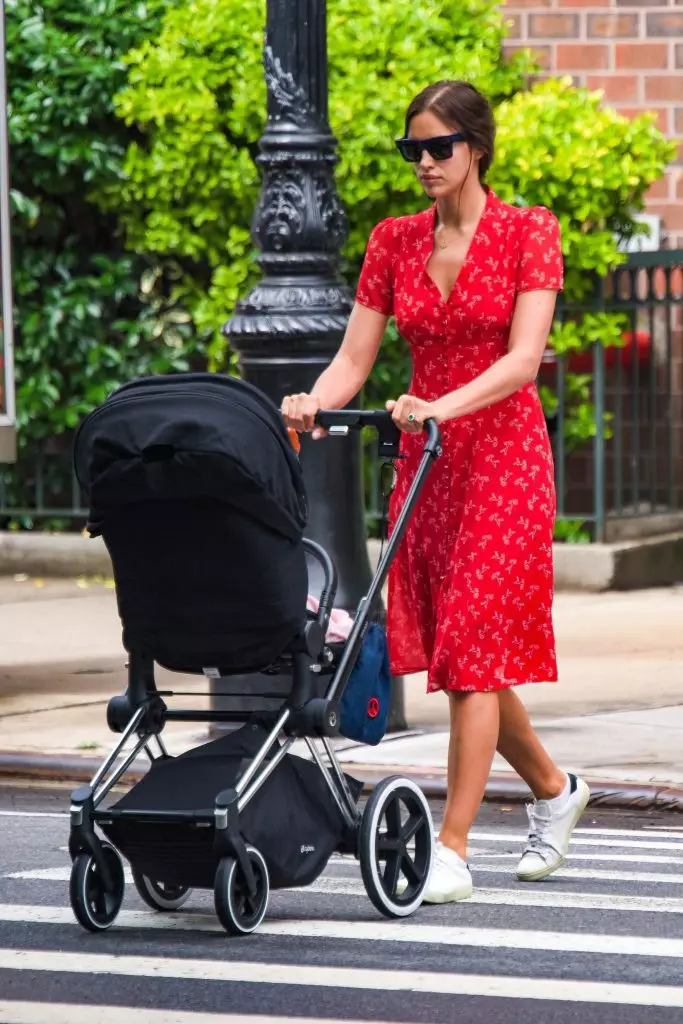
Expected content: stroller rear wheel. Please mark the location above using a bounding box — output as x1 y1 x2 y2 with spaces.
214 845 269 936
69 842 125 932
359 775 434 918
131 866 191 912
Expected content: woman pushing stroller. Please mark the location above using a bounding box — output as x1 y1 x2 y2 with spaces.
281 79 589 905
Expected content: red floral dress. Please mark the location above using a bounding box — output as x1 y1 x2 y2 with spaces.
356 188 563 694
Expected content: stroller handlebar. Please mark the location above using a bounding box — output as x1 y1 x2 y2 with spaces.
315 409 441 459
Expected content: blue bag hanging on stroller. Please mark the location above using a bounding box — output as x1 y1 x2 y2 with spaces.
339 622 391 746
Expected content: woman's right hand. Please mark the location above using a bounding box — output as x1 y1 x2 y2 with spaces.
280 393 324 438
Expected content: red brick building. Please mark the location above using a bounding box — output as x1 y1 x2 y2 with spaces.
502 1 683 247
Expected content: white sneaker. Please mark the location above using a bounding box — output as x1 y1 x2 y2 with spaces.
516 773 590 882
421 841 473 904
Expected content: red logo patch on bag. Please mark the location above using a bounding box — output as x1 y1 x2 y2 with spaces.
367 697 380 719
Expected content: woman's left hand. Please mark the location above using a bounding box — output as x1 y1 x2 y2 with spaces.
386 395 442 433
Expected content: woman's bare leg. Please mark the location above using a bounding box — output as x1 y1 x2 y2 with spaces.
496 688 566 799
439 691 500 860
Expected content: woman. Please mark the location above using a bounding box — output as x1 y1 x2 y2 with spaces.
281 80 589 904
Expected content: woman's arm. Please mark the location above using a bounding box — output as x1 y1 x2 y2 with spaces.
431 289 558 423
311 303 389 407
281 302 389 434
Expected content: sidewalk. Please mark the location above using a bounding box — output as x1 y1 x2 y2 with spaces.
1 575 683 802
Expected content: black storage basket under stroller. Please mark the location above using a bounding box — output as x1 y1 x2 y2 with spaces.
66 371 442 935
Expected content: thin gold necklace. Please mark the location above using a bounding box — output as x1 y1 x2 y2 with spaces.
435 223 450 250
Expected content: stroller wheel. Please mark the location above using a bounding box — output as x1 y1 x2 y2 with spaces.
69 842 125 932
214 845 269 936
359 775 434 918
131 866 191 912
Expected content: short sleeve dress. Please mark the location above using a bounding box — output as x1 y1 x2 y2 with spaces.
355 188 563 694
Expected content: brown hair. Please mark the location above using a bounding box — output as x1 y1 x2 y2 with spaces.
404 80 495 181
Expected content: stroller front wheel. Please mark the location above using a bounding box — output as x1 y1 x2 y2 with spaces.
69 842 125 932
214 846 269 936
359 775 434 918
131 866 191 912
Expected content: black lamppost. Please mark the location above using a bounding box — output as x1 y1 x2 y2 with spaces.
221 0 406 729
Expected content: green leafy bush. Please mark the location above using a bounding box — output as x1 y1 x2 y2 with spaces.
97 0 536 368
7 0 193 446
490 79 674 463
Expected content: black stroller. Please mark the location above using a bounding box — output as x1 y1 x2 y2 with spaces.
67 372 442 935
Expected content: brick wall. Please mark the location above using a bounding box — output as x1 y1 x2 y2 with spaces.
502 0 683 247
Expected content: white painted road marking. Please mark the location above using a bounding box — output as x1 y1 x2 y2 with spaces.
2 903 683 954
7 871 683 913
0 1006 400 1024
2 948 683 1006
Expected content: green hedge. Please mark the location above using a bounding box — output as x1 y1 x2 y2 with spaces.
7 0 194 446
95 0 536 377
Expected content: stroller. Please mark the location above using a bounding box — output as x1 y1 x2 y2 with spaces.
67 372 442 935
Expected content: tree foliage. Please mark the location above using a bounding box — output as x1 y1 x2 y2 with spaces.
7 0 193 444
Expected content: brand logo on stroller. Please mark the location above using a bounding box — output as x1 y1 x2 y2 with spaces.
300 844 315 854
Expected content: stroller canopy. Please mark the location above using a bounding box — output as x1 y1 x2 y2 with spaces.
74 373 307 541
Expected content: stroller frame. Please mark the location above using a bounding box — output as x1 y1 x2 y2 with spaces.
68 410 442 934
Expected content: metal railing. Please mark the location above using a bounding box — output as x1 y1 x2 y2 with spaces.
547 249 683 542
2 251 682 543
366 249 683 544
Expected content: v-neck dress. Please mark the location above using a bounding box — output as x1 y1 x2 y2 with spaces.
355 188 563 693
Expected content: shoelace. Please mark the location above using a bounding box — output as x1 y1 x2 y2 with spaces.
523 803 556 858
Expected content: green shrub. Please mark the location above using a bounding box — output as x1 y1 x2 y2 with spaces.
97 0 536 369
7 0 193 446
491 78 675 457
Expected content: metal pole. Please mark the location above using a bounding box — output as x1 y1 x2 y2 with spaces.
0 0 16 464
222 0 406 730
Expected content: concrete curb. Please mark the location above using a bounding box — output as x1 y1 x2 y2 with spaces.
3 530 683 591
1 751 682 813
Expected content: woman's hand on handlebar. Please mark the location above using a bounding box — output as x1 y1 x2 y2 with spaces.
281 393 327 440
386 395 442 433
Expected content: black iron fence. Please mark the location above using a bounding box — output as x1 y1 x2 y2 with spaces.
545 249 683 542
2 249 683 543
366 249 683 543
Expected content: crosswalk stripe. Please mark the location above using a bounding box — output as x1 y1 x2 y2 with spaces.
15 863 683 891
572 828 683 841
473 852 683 865
7 872 683 913
14 860 683 892
312 878 683 913
10 868 683 917
1 948 683 1006
469 831 683 851
472 864 683 885
0 811 66 819
0 1006 401 1024
0 904 682 959
5 808 683 844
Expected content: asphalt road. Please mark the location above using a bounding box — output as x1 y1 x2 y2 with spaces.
2 783 683 1023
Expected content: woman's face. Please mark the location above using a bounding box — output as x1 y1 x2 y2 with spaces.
407 110 478 199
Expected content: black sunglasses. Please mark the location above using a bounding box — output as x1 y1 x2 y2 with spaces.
395 132 466 163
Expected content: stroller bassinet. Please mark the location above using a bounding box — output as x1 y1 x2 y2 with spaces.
66 371 442 935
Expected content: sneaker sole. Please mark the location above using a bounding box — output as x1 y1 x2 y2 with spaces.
516 778 591 883
396 881 473 903
423 884 474 905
